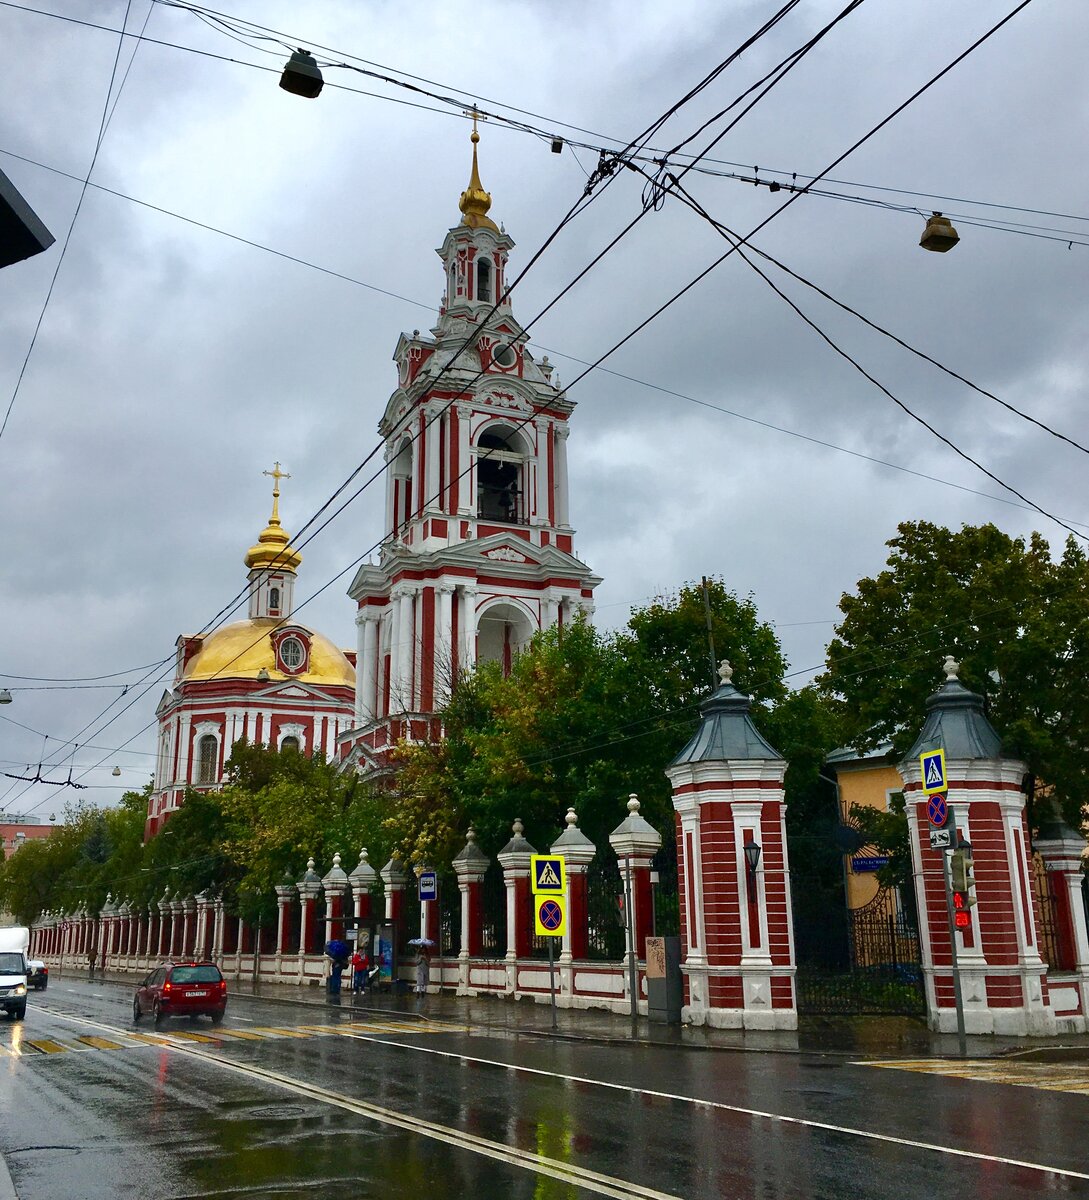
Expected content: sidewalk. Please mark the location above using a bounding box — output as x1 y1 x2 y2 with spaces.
68 967 1089 1062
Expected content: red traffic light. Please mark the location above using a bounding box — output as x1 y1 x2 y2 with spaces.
953 891 972 928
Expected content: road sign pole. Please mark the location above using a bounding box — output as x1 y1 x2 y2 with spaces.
940 811 968 1057
547 936 557 1030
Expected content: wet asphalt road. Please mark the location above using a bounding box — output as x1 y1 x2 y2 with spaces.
1 978 1087 1199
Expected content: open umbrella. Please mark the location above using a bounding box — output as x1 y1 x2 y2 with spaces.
407 938 435 947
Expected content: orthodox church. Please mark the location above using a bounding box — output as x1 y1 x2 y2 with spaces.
145 469 356 839
339 130 600 773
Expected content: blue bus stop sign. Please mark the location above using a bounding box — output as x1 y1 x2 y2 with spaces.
418 871 438 902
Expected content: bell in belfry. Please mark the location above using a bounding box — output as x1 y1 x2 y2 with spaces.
919 211 960 253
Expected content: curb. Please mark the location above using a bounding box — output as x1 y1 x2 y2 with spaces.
0 1153 18 1200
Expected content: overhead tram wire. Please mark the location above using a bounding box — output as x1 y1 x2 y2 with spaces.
657 175 1089 459
5 5 1081 242
660 177 1088 543
5 4 1039 800
0 0 135 449
6 1 1050 801
10 3 835 795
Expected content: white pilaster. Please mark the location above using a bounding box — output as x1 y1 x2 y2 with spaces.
436 585 455 705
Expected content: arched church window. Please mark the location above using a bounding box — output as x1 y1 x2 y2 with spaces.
477 429 524 523
197 735 218 785
269 586 280 612
281 735 300 753
279 636 304 671
477 257 492 302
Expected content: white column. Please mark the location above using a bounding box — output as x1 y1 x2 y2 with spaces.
436 585 455 705
543 594 559 629
360 615 378 722
533 419 549 524
384 445 396 535
177 714 192 785
424 404 441 512
396 587 415 712
460 586 478 670
457 405 473 516
554 425 570 527
388 590 402 709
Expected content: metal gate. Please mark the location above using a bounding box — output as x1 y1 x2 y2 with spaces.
794 888 924 1016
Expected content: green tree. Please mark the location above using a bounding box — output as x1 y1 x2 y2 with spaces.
217 740 386 924
822 521 1089 830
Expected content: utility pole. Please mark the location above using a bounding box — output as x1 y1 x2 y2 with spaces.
701 577 717 689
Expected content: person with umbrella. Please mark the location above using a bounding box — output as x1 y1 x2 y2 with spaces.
409 938 434 994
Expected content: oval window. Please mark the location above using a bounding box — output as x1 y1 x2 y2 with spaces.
493 343 516 369
279 636 304 671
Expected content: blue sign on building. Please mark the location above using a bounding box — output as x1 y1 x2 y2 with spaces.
851 855 890 873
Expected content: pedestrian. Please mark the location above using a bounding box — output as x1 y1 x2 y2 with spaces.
415 945 431 995
351 949 369 994
88 948 96 979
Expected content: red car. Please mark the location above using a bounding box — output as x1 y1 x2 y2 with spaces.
133 962 227 1025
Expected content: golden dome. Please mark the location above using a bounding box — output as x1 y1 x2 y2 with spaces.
181 619 355 688
459 128 499 233
245 462 302 574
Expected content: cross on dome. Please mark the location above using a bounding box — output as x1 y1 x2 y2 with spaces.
262 461 291 526
458 112 498 233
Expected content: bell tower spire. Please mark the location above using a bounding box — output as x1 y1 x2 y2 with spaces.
458 113 499 233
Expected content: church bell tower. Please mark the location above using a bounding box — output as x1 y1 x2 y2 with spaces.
341 128 601 770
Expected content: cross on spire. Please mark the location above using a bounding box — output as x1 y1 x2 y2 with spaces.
263 461 291 524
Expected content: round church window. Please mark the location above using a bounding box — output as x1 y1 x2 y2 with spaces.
492 342 517 369
279 636 305 671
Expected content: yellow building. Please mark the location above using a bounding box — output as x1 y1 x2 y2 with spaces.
826 742 902 911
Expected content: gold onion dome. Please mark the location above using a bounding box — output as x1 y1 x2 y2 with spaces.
458 128 499 233
181 620 355 687
245 485 301 574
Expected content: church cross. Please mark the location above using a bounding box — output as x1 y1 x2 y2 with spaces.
263 461 291 522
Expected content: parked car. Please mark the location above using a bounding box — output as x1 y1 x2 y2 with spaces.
26 960 47 990
133 962 227 1025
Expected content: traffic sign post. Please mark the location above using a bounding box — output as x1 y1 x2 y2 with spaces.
926 791 948 828
534 894 565 1031
919 749 948 795
418 871 438 903
937 808 968 1058
531 854 566 896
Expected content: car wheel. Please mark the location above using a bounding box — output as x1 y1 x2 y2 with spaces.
132 998 141 1023
13 1005 25 1021
211 1012 223 1026
152 1001 163 1026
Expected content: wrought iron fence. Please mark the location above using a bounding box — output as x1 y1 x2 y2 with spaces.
1032 853 1071 971
651 844 679 938
479 864 507 959
586 857 625 960
794 889 925 1016
439 874 460 958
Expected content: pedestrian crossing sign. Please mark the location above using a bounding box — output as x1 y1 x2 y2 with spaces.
531 854 566 896
919 748 947 795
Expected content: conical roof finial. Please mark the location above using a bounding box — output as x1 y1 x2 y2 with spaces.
459 112 499 233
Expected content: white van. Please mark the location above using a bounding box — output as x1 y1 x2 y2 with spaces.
0 926 29 1020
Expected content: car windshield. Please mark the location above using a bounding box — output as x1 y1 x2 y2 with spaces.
0 953 24 974
170 965 222 984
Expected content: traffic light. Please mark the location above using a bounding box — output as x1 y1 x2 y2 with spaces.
950 847 977 929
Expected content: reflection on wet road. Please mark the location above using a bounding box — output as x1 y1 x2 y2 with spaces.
1 978 1087 1199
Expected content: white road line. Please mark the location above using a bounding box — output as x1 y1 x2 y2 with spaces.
29 1010 675 1200
333 1031 1089 1183
32 1009 1089 1185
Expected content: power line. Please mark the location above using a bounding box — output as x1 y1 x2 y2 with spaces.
5 5 813 809
664 175 1088 543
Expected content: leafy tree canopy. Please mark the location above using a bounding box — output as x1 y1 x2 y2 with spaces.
822 520 1089 829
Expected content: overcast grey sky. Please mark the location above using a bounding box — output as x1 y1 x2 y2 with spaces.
2 0 1086 820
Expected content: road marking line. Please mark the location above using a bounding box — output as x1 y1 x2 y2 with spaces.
127 1032 174 1046
246 1026 312 1038
207 1028 265 1040
25 1039 71 1055
35 1009 1089 1186
158 1029 219 1043
865 1058 1089 1096
76 1035 126 1050
333 1033 1089 1183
